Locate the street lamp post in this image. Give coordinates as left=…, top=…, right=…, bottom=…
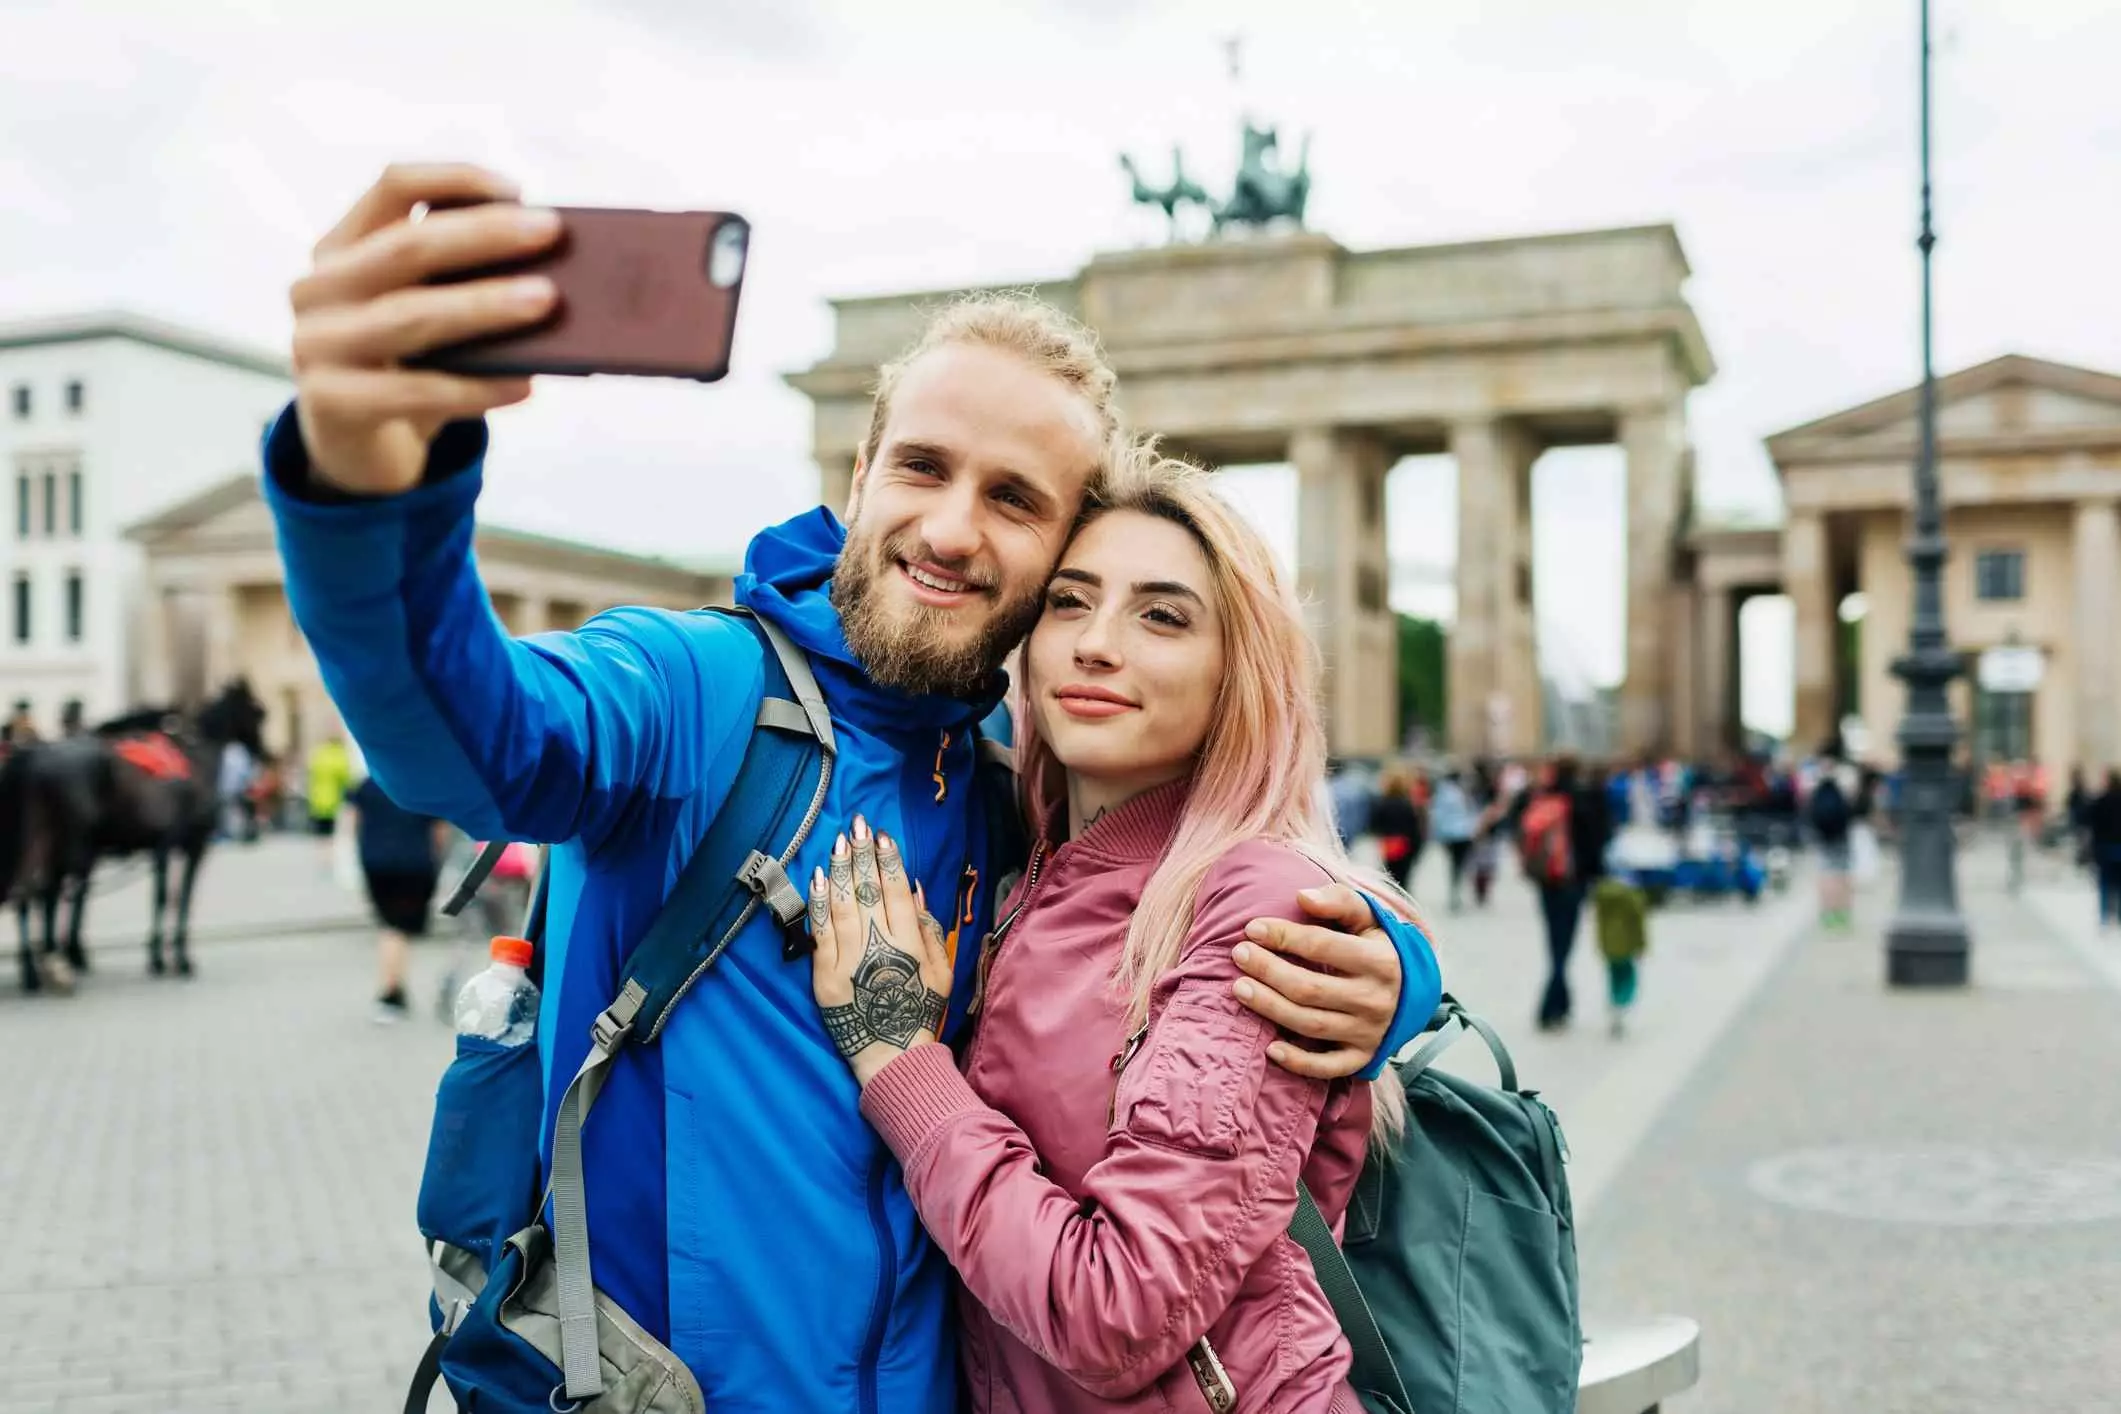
left=1885, top=0, right=1972, bottom=986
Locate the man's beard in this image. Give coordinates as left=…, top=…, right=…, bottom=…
left=832, top=529, right=1044, bottom=698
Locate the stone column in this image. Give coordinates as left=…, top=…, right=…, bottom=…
left=1667, top=582, right=1700, bottom=759
left=200, top=583, right=243, bottom=706
left=1449, top=419, right=1539, bottom=757
left=1291, top=427, right=1396, bottom=757
left=512, top=597, right=551, bottom=637
left=1697, top=583, right=1736, bottom=755
left=820, top=455, right=857, bottom=520
left=1784, top=510, right=1835, bottom=753
left=132, top=576, right=176, bottom=710
left=2073, top=499, right=2119, bottom=773
left=1620, top=405, right=1686, bottom=757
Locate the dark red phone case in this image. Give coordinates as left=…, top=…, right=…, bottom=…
left=412, top=206, right=748, bottom=382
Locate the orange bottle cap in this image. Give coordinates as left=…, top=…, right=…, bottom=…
left=490, top=935, right=534, bottom=969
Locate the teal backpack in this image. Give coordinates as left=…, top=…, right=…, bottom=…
left=1293, top=996, right=1582, bottom=1414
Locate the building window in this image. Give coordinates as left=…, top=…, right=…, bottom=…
left=64, top=380, right=83, bottom=415
left=1974, top=549, right=2024, bottom=602
left=8, top=384, right=27, bottom=420
left=39, top=470, right=55, bottom=537
left=1974, top=687, right=2035, bottom=765
left=11, top=573, right=29, bottom=644
left=13, top=474, right=27, bottom=539
left=67, top=466, right=82, bottom=536
left=63, top=571, right=82, bottom=643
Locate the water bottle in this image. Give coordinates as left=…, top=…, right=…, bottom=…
left=454, top=935, right=540, bottom=1046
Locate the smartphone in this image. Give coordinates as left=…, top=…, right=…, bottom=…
left=412, top=206, right=749, bottom=382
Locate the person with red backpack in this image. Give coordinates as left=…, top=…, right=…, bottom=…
left=1520, top=756, right=1613, bottom=1031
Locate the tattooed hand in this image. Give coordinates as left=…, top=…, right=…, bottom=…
left=809, top=815, right=954, bottom=1088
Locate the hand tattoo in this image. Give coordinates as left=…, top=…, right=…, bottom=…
left=830, top=850, right=853, bottom=901
left=852, top=834, right=882, bottom=907
left=851, top=919, right=946, bottom=1048
left=809, top=885, right=830, bottom=940
left=822, top=1003, right=875, bottom=1060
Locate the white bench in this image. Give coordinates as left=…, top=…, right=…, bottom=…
left=1577, top=1317, right=1701, bottom=1413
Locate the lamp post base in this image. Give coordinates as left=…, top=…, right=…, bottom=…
left=1885, top=908, right=1971, bottom=987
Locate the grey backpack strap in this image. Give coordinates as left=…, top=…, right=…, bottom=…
left=544, top=606, right=833, bottom=1403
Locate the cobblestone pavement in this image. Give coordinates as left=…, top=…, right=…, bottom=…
left=10, top=837, right=2065, bottom=1411
left=1581, top=848, right=2121, bottom=1413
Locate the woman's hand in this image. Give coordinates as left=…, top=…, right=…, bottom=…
left=809, top=816, right=953, bottom=1088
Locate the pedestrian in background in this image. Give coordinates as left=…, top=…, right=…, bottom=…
left=1808, top=755, right=1856, bottom=928
left=1368, top=764, right=1426, bottom=894
left=2087, top=769, right=2121, bottom=927
left=343, top=773, right=449, bottom=1022
left=1520, top=755, right=1612, bottom=1031
left=306, top=732, right=355, bottom=861
left=1431, top=767, right=1477, bottom=911
left=1591, top=871, right=1648, bottom=1038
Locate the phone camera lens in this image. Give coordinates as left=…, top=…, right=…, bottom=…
left=708, top=220, right=749, bottom=288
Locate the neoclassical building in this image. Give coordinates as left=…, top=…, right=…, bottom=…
left=1683, top=353, right=2121, bottom=788
left=125, top=473, right=734, bottom=763
left=790, top=225, right=1713, bottom=760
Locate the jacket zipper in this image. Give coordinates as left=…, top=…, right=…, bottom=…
left=961, top=839, right=1047, bottom=1073
left=855, top=736, right=960, bottom=1413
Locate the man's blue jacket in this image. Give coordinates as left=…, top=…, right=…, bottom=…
left=261, top=409, right=1441, bottom=1413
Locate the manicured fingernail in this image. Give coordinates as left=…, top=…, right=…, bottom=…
left=833, top=833, right=848, bottom=858
left=812, top=868, right=826, bottom=892
left=1245, top=920, right=1271, bottom=942
left=853, top=816, right=870, bottom=843
left=1267, top=1043, right=1288, bottom=1064
left=915, top=881, right=926, bottom=906
left=1234, top=979, right=1255, bottom=1001
left=515, top=206, right=561, bottom=236
left=507, top=275, right=555, bottom=308
left=1232, top=943, right=1252, bottom=964
left=878, top=832, right=895, bottom=854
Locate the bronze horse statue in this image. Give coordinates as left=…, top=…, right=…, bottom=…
left=0, top=680, right=267, bottom=992
left=1118, top=147, right=1211, bottom=239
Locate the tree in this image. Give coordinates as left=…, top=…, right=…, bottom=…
left=1397, top=613, right=1446, bottom=747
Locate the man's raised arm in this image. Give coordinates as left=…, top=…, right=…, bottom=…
left=266, top=164, right=729, bottom=849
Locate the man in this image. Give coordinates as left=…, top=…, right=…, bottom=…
left=266, top=164, right=1439, bottom=1412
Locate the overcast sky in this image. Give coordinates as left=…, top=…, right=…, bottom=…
left=6, top=0, right=2118, bottom=736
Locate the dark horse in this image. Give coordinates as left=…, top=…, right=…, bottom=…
left=0, top=680, right=267, bottom=992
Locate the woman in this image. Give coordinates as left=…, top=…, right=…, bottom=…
left=807, top=444, right=1439, bottom=1412
left=1367, top=764, right=1426, bottom=893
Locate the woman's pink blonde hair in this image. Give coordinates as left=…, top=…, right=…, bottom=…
left=1012, top=436, right=1416, bottom=1136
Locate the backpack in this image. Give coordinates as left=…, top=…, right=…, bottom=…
left=1519, top=793, right=1574, bottom=886
left=1292, top=996, right=1582, bottom=1414
left=406, top=607, right=1023, bottom=1414
left=1809, top=776, right=1851, bottom=840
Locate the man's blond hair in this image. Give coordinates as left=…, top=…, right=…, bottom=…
left=858, top=293, right=1121, bottom=472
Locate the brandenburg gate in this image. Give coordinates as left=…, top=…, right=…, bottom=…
left=789, top=225, right=1714, bottom=760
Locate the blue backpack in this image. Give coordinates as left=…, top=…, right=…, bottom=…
left=404, top=608, right=1022, bottom=1413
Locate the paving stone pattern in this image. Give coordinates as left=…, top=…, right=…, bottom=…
left=0, top=924, right=456, bottom=1411
left=1579, top=879, right=2121, bottom=1413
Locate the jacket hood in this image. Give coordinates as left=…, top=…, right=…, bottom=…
left=734, top=507, right=1005, bottom=742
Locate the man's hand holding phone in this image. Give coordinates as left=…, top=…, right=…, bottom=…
left=287, top=163, right=751, bottom=497
left=289, top=163, right=561, bottom=497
